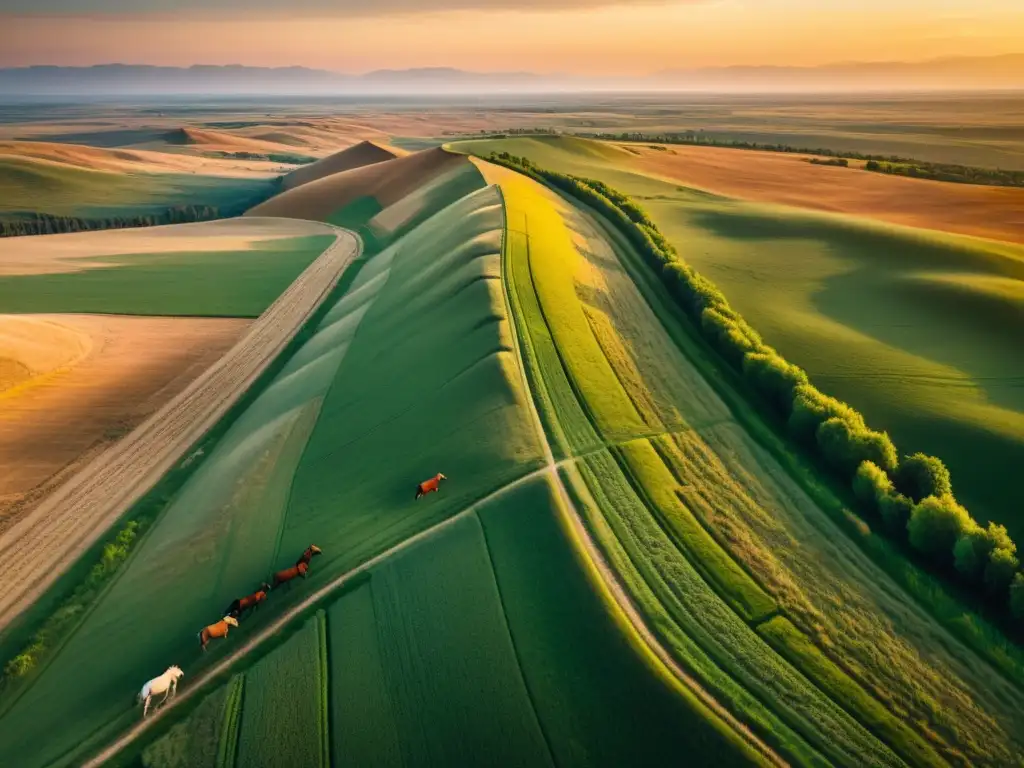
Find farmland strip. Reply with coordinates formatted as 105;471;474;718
0;225;360;632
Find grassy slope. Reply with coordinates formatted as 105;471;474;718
234;616;323;768
456;135;1024;544
0;155;274;221
330;513;550;768
0;171;545;768
0;235;335;317
489;161;915;767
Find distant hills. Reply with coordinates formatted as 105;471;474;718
1;55;1022;96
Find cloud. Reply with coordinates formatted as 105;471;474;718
1;0;687;15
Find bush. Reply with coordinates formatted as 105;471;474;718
954;525;991;582
789;384;864;443
701;308;762;366
1011;573;1024;620
742;351;808;413
895;453;952;502
852;461;892;511
878;490;914;536
908;496;973;563
985;548;1019;594
816;418;898;477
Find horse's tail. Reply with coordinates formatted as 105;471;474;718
225;599;239;616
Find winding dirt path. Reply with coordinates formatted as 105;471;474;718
0;224;360;633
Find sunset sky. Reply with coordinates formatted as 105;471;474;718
2;0;1023;74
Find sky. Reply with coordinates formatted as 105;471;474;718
1;0;1023;74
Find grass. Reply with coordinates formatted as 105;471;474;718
0;156;277;221
0;235;335;317
140;683;229;768
316;610;329;768
477;474;765;767
216;675;244;768
480;149;1024;765
332;513;551;766
0;175;547;768
757;616;947;768
615;439;777;623
458;134;1024;544
488;163;900;765
235;616;323;768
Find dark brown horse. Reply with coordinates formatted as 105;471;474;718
415;473;447;500
271;560;309;589
225;582;270;619
296;545;322;567
198;616;238;651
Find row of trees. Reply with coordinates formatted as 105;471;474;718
488;149;1024;625
0;180;282;238
572;131;1024;189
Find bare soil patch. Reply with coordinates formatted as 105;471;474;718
629;143;1024;244
283;140;404;190
0;314;249;527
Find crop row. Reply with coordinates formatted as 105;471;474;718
485;150;1024;628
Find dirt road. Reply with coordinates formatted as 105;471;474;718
0;224;360;633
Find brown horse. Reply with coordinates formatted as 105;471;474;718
198;616;238;651
271;560;309;589
296;545;322;567
415;473;447;500
225;582;270;619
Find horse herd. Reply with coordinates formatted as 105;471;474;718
137;544;322;717
136;471;449;719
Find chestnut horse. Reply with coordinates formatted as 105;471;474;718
296;545;322;567
225;582;270;619
199;616;238;651
271;560;308;589
415;473;447;500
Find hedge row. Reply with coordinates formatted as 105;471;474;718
487;150;1024;625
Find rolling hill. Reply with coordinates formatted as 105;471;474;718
281;140;404;190
1;141;1023;768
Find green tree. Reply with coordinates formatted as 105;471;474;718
908;495;972;563
895;453;952;502
985;547;1019;594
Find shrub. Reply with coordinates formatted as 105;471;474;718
908;495;972;563
742;351;808;413
852;461;892;512
954;525;991;582
1011;573;1024;620
701;308;762;366
816;418;898;477
878;490;914;536
789;384;864;443
895;453;952;502
985;548;1020;594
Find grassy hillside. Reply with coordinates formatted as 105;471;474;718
0;155;276;223
480;156;1024;766
0;234;335;317
141;477;760;768
455;135;1024;544
0;177;546;768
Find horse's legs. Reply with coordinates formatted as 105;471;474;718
143;695;151;718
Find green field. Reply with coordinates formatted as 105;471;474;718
0;156;276;222
0;170;547;767
141;476;760;767
0;234;335;317
456;135;1024;544
5;139;1024;767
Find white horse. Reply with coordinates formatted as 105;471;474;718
137;665;184;718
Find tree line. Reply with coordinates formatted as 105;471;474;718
571;131;1024;189
0;180;282;238
488;149;1024;627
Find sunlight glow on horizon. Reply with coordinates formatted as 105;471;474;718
2;2;1024;73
